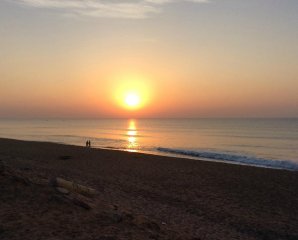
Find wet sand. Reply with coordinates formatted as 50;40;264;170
0;138;298;240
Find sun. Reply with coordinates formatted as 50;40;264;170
125;93;140;108
111;74;153;111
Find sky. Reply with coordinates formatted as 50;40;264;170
0;0;297;118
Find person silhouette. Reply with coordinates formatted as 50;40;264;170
86;140;89;147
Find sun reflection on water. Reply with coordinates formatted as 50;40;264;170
127;119;138;152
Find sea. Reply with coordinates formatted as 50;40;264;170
0;118;297;171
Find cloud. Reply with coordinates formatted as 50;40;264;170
11;0;210;19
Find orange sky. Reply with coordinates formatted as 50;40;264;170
0;0;297;118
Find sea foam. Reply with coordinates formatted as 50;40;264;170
157;147;298;171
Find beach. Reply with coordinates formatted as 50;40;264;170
1;138;298;240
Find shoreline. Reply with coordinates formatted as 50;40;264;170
1;136;297;172
1;137;298;239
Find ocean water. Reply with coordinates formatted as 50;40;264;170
0;119;297;170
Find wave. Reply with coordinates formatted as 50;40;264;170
157;147;298;171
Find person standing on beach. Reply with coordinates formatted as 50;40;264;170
86;140;91;147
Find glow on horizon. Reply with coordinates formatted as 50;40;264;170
0;0;297;118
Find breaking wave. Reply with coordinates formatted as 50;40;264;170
157;147;298;171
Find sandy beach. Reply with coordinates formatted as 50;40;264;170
0;138;298;240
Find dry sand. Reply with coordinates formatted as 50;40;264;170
0;138;298;240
